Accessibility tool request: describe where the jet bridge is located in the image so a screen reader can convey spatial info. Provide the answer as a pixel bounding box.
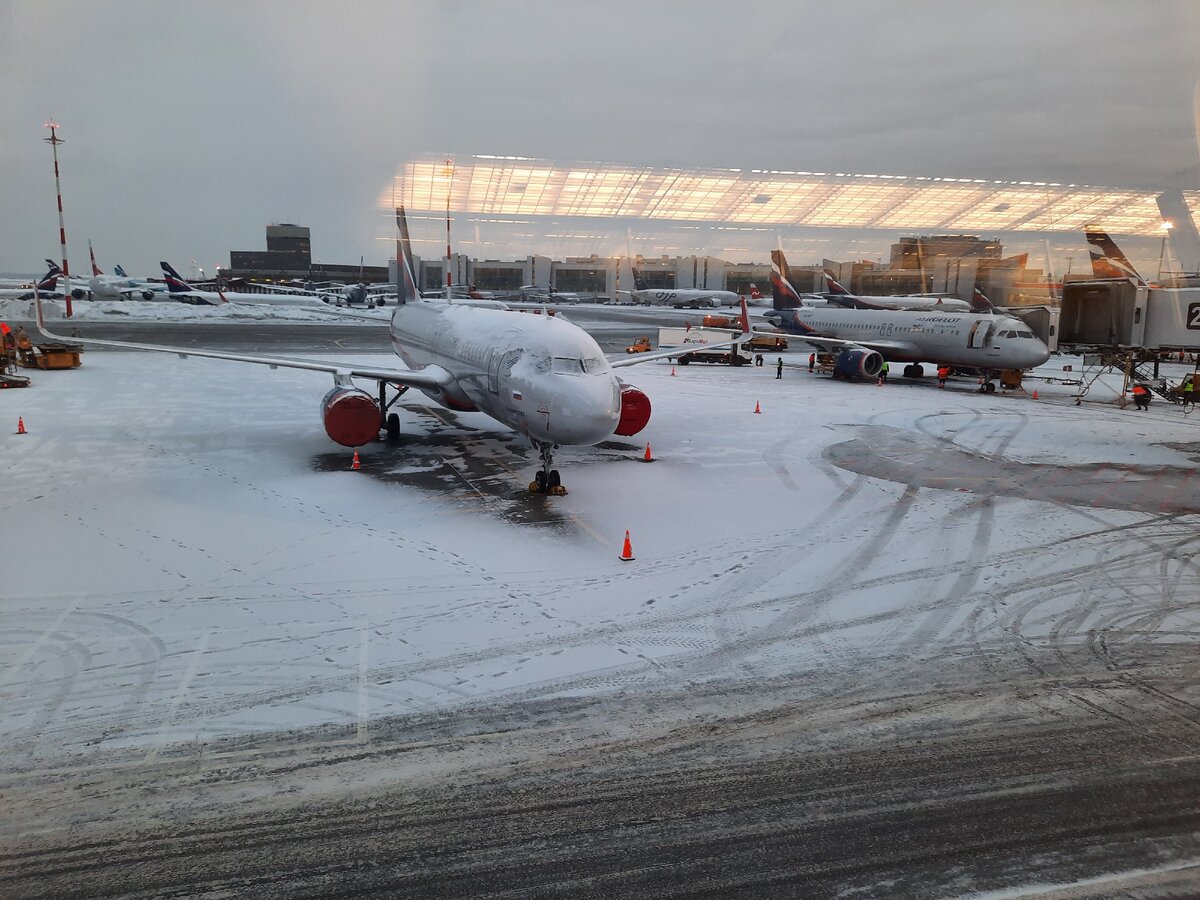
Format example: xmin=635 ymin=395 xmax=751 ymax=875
xmin=1060 ymin=279 xmax=1200 ymax=352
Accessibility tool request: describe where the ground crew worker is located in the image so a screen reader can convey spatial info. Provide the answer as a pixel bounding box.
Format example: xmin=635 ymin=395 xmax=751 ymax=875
xmin=14 ymin=326 xmax=31 ymax=352
xmin=1182 ymin=378 xmax=1195 ymax=407
xmin=879 ymin=360 xmax=889 ymax=384
xmin=776 ymin=357 xmax=784 ymax=379
xmin=808 ymin=352 xmax=816 ymax=373
xmin=1131 ymin=383 xmax=1151 ymax=410
xmin=754 ymin=354 xmax=764 ymax=367
xmin=937 ymin=364 xmax=950 ymax=389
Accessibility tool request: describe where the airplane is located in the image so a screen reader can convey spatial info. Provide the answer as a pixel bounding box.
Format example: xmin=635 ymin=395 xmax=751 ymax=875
xmin=821 ymin=271 xmax=973 ymax=312
xmin=619 ymin=267 xmax=740 ymax=308
xmin=87 ymin=242 xmax=164 ymax=301
xmin=763 ymin=250 xmax=1050 ymax=388
xmin=0 ymin=262 xmax=62 ymax=300
xmin=1085 ymin=226 xmax=1148 ymax=285
xmin=34 ymin=207 xmax=740 ymax=494
xmin=160 ymin=262 xmax=326 ymax=307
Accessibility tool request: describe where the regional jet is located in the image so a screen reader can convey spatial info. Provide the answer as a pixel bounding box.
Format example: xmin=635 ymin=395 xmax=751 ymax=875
xmin=619 ymin=267 xmax=741 ymax=308
xmin=160 ymin=262 xmax=326 ymax=307
xmin=765 ymin=251 xmax=1050 ymax=387
xmin=35 ymin=207 xmax=730 ymax=494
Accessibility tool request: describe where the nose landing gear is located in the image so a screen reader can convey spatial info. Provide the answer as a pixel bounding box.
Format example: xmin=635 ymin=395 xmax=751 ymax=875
xmin=528 ymin=442 xmax=567 ymax=495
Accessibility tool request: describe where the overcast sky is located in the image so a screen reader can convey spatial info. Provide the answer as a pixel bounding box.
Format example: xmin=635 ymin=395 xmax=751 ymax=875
xmin=2 ymin=0 xmax=1199 ymax=278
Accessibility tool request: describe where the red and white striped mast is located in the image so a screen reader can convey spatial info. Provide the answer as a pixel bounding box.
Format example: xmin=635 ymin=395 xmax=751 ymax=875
xmin=43 ymin=119 xmax=72 ymax=318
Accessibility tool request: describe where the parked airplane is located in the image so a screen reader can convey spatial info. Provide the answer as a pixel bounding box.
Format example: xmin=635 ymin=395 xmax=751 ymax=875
xmin=0 ymin=262 xmax=61 ymax=300
xmin=1085 ymin=226 xmax=1147 ymax=285
xmin=822 ymin=271 xmax=973 ymax=312
xmin=160 ymin=262 xmax=326 ymax=307
xmin=35 ymin=208 xmax=733 ymax=493
xmin=619 ymin=268 xmax=741 ymax=308
xmin=764 ymin=251 xmax=1050 ymax=387
xmin=88 ymin=242 xmax=163 ymax=301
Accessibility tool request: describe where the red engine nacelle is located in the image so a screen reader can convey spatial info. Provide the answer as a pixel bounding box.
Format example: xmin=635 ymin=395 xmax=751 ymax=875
xmin=614 ymin=385 xmax=652 ymax=437
xmin=321 ymin=387 xmax=381 ymax=447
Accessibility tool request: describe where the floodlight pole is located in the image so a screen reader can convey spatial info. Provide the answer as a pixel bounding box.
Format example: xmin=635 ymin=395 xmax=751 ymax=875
xmin=445 ymin=158 xmax=454 ymax=293
xmin=44 ymin=120 xmax=72 ymax=318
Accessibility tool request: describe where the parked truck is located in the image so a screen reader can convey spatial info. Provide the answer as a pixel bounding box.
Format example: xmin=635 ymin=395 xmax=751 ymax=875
xmin=657 ymin=327 xmax=754 ymax=366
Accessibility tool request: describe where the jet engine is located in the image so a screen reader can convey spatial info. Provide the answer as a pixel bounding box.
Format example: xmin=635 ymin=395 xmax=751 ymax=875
xmin=70 ymin=287 xmax=89 ymax=301
xmin=614 ymin=384 xmax=651 ymax=436
xmin=141 ymin=289 xmax=156 ymax=301
xmin=321 ymin=386 xmax=381 ymax=447
xmin=834 ymin=348 xmax=884 ymax=380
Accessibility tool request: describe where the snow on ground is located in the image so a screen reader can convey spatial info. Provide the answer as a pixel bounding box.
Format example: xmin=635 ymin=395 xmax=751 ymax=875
xmin=3 ymin=327 xmax=1200 ymax=771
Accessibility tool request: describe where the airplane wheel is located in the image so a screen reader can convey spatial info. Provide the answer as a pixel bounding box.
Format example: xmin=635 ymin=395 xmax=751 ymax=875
xmin=534 ymin=471 xmax=548 ymax=493
xmin=985 ymin=382 xmax=996 ymax=393
xmin=385 ymin=413 xmax=401 ymax=440
xmin=548 ymin=469 xmax=561 ymax=488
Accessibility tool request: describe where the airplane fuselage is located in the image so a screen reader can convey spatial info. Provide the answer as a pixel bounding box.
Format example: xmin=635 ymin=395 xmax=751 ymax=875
xmin=770 ymin=307 xmax=1051 ymax=370
xmin=633 ymin=288 xmax=739 ymax=308
xmin=388 ymin=300 xmax=622 ymax=446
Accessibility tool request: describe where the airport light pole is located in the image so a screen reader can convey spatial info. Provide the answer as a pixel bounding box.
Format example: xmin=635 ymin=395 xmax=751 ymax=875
xmin=43 ymin=120 xmax=72 ymax=318
xmin=445 ymin=158 xmax=454 ymax=293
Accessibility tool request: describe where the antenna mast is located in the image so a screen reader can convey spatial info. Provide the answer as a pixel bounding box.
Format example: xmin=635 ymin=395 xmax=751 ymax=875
xmin=43 ymin=120 xmax=72 ymax=318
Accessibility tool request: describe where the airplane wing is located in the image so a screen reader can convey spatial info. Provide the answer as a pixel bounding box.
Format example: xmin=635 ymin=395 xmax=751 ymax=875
xmin=33 ymin=292 xmax=454 ymax=392
xmin=781 ymin=333 xmax=922 ymax=357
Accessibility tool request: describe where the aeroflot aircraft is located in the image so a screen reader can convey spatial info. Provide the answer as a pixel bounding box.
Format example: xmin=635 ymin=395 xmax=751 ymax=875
xmin=160 ymin=262 xmax=326 ymax=307
xmin=765 ymin=251 xmax=1050 ymax=386
xmin=0 ymin=262 xmax=62 ymax=300
xmin=822 ymin=271 xmax=972 ymax=312
xmin=619 ymin=267 xmax=741 ymax=308
xmin=36 ymin=207 xmax=722 ymax=494
xmin=1085 ymin=226 xmax=1147 ymax=285
xmin=88 ymin=242 xmax=164 ymax=301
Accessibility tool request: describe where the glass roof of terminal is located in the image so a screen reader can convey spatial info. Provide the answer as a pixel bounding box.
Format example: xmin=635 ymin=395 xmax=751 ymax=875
xmin=383 ymin=155 xmax=1197 ymax=238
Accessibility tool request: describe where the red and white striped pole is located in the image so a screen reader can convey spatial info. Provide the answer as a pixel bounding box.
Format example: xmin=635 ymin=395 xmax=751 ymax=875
xmin=43 ymin=120 xmax=72 ymax=318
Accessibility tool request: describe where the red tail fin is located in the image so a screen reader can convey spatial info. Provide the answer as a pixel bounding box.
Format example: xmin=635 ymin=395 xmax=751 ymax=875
xmin=88 ymin=240 xmax=103 ymax=276
xmin=739 ymin=296 xmax=751 ymax=334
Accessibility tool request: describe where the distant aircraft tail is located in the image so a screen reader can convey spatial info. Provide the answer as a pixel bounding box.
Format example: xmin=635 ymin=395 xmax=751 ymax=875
xmin=822 ymin=270 xmax=853 ymax=296
xmin=748 ymin=283 xmax=763 ymax=299
xmin=159 ymin=261 xmax=195 ymax=293
xmin=88 ymin=241 xmax=103 ymax=276
xmin=770 ymin=250 xmax=804 ymax=310
xmin=114 ymin=264 xmax=128 ymax=278
xmin=36 ymin=261 xmax=62 ymax=292
xmin=971 ymin=287 xmax=1000 ymax=313
xmin=631 ymin=267 xmax=650 ymax=292
xmin=1085 ymin=226 xmax=1144 ymax=284
xmin=395 ymin=206 xmax=419 ymax=305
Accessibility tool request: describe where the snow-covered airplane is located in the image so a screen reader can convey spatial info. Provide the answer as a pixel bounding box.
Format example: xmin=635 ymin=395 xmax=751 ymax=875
xmin=34 ymin=207 xmax=730 ymax=493
xmin=764 ymin=250 xmax=1050 ymax=387
xmin=619 ymin=267 xmax=741 ymax=308
xmin=160 ymin=262 xmax=326 ymax=307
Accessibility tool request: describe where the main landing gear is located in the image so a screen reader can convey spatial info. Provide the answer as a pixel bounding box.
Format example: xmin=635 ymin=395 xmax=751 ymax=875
xmin=378 ymin=382 xmax=409 ymax=440
xmin=529 ymin=442 xmax=566 ymax=495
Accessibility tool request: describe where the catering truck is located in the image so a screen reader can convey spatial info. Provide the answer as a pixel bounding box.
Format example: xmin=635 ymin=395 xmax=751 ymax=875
xmin=657 ymin=327 xmax=754 ymax=366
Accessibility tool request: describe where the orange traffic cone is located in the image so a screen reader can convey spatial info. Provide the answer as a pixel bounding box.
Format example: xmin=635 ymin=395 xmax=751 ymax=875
xmin=643 ymin=443 xmax=653 ymax=462
xmin=670 ymin=367 xmax=676 ymax=376
xmin=1031 ymin=389 xmax=1039 ymax=400
xmin=351 ymin=449 xmax=361 ymax=470
xmin=753 ymin=401 xmax=762 ymax=414
xmin=16 ymin=417 xmax=26 ymax=435
xmin=618 ymin=530 xmax=635 ymax=561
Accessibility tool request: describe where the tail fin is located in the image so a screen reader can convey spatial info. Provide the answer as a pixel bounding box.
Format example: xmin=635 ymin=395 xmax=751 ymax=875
xmin=971 ymin=287 xmax=999 ymax=313
xmin=113 ymin=264 xmax=128 ymax=277
xmin=748 ymin=283 xmax=762 ymax=299
xmin=88 ymin=241 xmax=103 ymax=276
xmin=36 ymin=261 xmax=62 ymax=292
xmin=738 ymin=296 xmax=751 ymax=333
xmin=159 ymin=261 xmax=194 ymax=293
xmin=822 ymin=270 xmax=852 ymax=296
xmin=1085 ymin=226 xmax=1144 ymax=284
xmin=631 ymin=267 xmax=649 ymax=292
xmin=770 ymin=249 xmax=804 ymax=310
xmin=395 ymin=206 xmax=419 ymax=305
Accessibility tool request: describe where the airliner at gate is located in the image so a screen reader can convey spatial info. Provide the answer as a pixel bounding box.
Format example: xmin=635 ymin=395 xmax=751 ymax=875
xmin=765 ymin=251 xmax=1050 ymax=384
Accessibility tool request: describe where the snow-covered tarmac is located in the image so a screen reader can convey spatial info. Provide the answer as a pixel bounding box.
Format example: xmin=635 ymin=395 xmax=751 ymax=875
xmin=4 ymin=304 xmax=1200 ymax=896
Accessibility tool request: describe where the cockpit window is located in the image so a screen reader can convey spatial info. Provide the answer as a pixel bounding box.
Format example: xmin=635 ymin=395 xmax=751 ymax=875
xmin=583 ymin=356 xmax=606 ymax=374
xmin=552 ymin=357 xmax=584 ymax=375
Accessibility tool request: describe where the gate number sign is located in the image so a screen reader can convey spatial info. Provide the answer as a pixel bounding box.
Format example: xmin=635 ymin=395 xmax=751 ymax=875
xmin=1190 ymin=303 xmax=1200 ymax=330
